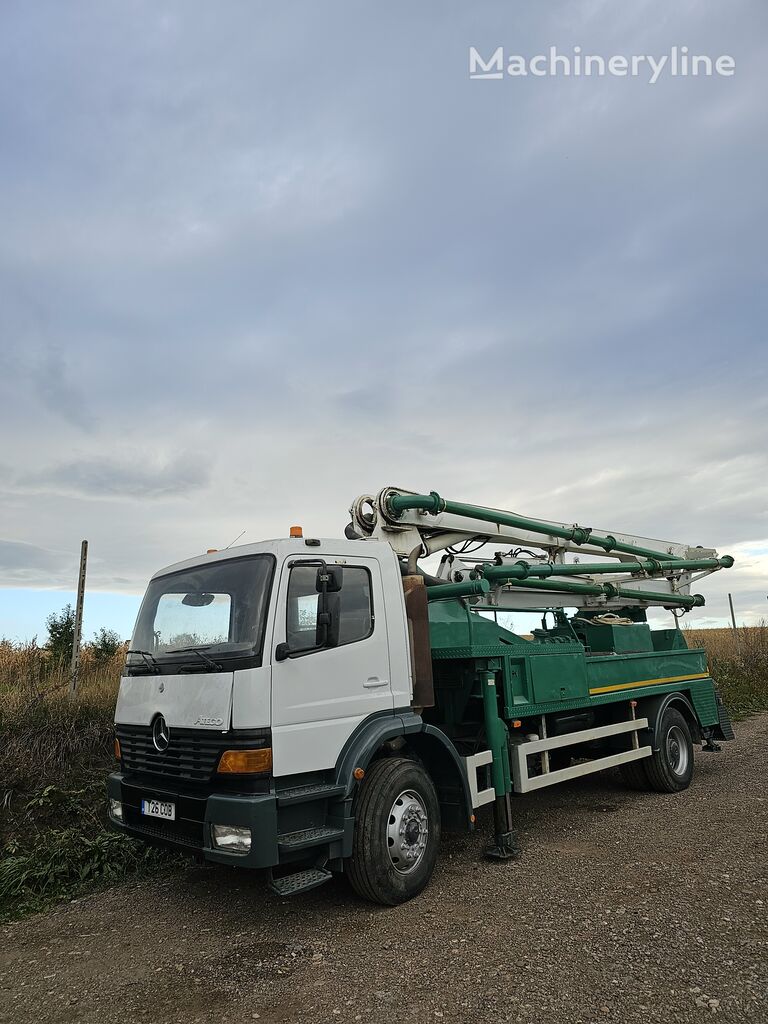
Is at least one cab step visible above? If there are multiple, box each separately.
[276,783,346,806]
[277,826,345,852]
[268,867,332,897]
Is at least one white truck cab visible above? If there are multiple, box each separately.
[109,534,458,903]
[115,537,412,771]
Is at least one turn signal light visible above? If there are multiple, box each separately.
[114,737,121,760]
[289,525,303,538]
[217,748,273,774]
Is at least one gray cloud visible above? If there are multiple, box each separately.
[0,539,70,585]
[0,0,766,624]
[32,347,97,431]
[18,453,210,501]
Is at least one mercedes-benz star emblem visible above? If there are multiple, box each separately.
[152,714,170,753]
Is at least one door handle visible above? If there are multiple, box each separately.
[363,677,389,689]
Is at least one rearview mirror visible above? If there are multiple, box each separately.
[274,642,290,662]
[182,592,216,607]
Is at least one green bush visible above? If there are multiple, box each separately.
[45,604,75,666]
[88,627,123,664]
[0,827,169,918]
[0,827,154,898]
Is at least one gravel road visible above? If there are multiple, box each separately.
[1,715,765,1024]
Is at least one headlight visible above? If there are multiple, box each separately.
[109,799,123,820]
[211,824,252,854]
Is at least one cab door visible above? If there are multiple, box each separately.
[270,555,394,776]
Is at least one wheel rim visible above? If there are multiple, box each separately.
[386,789,429,874]
[666,724,689,776]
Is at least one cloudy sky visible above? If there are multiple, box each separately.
[1,0,766,641]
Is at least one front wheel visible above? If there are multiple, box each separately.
[346,756,440,905]
[644,707,695,793]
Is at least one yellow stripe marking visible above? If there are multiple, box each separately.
[589,672,709,696]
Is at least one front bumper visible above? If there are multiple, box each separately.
[107,772,279,868]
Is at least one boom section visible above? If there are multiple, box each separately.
[352,487,711,561]
[350,487,733,611]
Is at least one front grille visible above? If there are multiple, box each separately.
[116,725,270,782]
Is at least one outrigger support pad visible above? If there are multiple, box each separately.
[486,795,521,861]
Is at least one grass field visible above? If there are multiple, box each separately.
[1,625,766,920]
[683,623,768,719]
[0,646,175,920]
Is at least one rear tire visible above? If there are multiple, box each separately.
[346,757,440,905]
[644,708,694,793]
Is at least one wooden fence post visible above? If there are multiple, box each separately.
[68,540,88,697]
[727,592,741,658]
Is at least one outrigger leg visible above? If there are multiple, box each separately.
[481,669,521,860]
[486,793,521,861]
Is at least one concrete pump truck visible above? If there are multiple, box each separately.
[108,487,735,904]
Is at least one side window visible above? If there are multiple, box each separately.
[286,564,373,655]
[328,567,373,645]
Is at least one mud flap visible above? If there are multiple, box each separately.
[712,692,735,741]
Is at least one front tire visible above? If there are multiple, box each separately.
[644,707,695,793]
[346,756,440,905]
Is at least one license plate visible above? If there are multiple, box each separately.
[141,798,176,821]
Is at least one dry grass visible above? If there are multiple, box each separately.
[0,639,123,703]
[0,645,122,818]
[683,624,768,661]
[0,643,168,918]
[1,649,126,804]
[0,643,123,792]
[684,622,768,719]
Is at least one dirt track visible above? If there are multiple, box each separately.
[1,716,766,1024]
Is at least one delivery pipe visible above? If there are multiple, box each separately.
[387,491,683,562]
[426,579,491,602]
[481,555,733,582]
[492,576,704,608]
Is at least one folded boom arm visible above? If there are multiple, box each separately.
[349,487,733,613]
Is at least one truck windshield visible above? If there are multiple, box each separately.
[127,554,275,674]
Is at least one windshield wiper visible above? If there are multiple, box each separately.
[167,647,223,671]
[126,649,159,672]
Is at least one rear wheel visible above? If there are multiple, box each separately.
[346,757,440,905]
[644,708,695,793]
